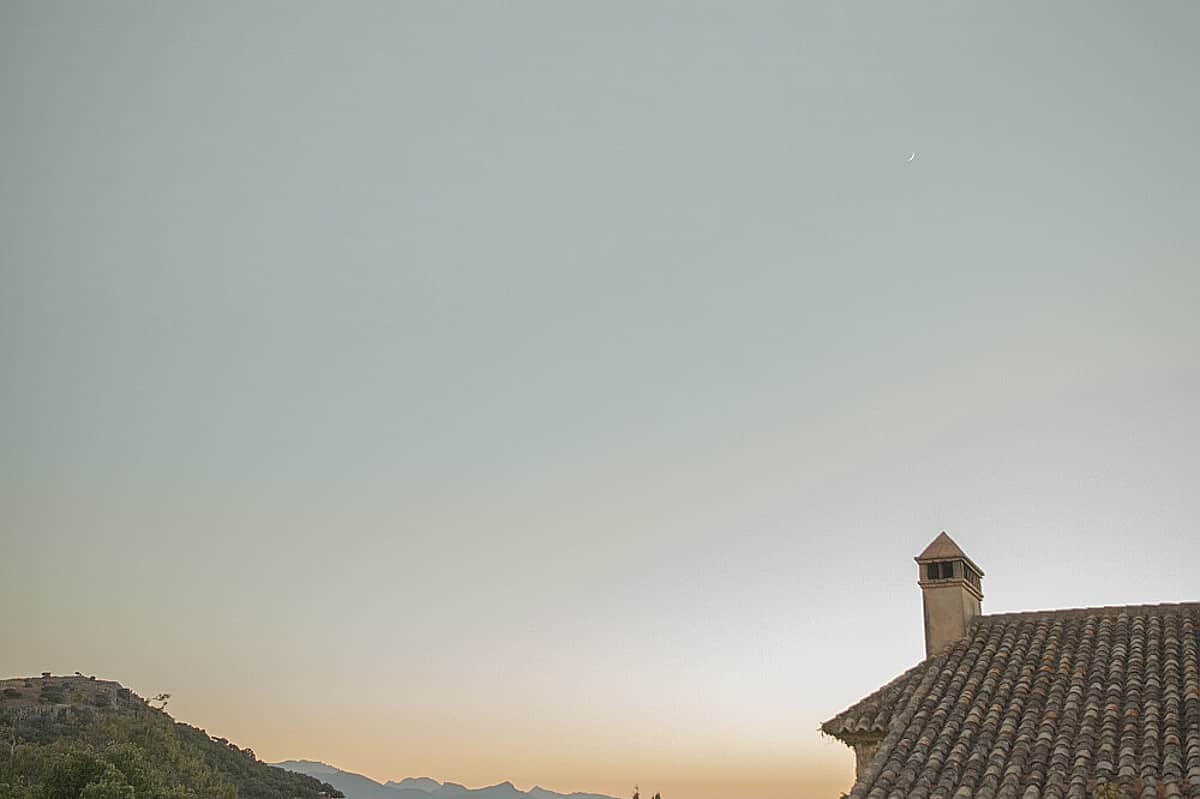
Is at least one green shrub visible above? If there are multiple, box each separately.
[39,686,66,705]
[1092,783,1128,799]
[0,706,343,799]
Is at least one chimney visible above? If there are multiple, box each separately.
[915,531,984,657]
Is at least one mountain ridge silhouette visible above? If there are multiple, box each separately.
[273,760,620,799]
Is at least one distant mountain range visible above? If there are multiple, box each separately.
[273,761,620,799]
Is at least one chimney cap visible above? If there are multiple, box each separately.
[914,531,984,576]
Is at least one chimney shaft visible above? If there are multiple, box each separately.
[914,532,984,657]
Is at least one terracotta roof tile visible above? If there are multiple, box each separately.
[823,603,1200,798]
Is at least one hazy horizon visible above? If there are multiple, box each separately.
[3,3,1199,799]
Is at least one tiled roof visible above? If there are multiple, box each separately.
[824,662,927,742]
[822,603,1200,799]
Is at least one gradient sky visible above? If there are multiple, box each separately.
[3,3,1199,799]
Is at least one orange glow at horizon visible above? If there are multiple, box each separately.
[161,679,857,799]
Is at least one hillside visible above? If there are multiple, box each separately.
[0,675,343,798]
[273,761,618,799]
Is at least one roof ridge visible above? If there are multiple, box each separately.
[978,600,1200,622]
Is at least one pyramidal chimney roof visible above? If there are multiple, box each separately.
[914,531,984,575]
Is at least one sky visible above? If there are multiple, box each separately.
[2,3,1199,798]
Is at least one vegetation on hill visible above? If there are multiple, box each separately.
[0,675,343,799]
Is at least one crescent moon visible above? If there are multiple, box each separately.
[907,152,917,162]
